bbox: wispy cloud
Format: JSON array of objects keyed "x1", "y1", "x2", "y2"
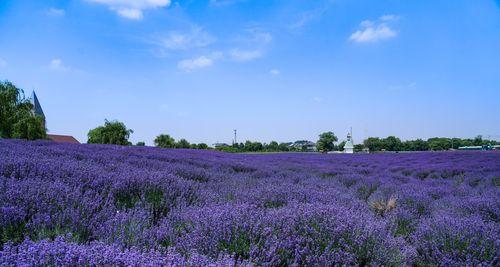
[
  {"x1": 248, "y1": 30, "x2": 272, "y2": 44},
  {"x1": 0, "y1": 58, "x2": 6, "y2": 68},
  {"x1": 290, "y1": 7, "x2": 327, "y2": 30},
  {"x1": 46, "y1": 8, "x2": 65, "y2": 17},
  {"x1": 269, "y1": 69, "x2": 280, "y2": 75},
  {"x1": 349, "y1": 15, "x2": 398, "y2": 43},
  {"x1": 48, "y1": 59, "x2": 71, "y2": 71},
  {"x1": 177, "y1": 52, "x2": 222, "y2": 72},
  {"x1": 228, "y1": 29, "x2": 271, "y2": 62},
  {"x1": 86, "y1": 0, "x2": 171, "y2": 20},
  {"x1": 157, "y1": 27, "x2": 215, "y2": 51},
  {"x1": 313, "y1": 97, "x2": 323, "y2": 102},
  {"x1": 209, "y1": 0, "x2": 246, "y2": 7},
  {"x1": 388, "y1": 82, "x2": 417, "y2": 91},
  {"x1": 229, "y1": 49, "x2": 262, "y2": 62}
]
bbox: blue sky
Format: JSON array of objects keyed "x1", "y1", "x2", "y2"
[{"x1": 1, "y1": 0, "x2": 499, "y2": 145}]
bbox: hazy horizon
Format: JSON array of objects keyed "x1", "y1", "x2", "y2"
[{"x1": 1, "y1": 0, "x2": 499, "y2": 145}]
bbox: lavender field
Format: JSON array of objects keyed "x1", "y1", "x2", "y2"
[{"x1": 0, "y1": 140, "x2": 499, "y2": 266}]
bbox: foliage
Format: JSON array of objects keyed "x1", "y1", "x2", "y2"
[
  {"x1": 316, "y1": 131, "x2": 338, "y2": 152},
  {"x1": 175, "y1": 139, "x2": 190, "y2": 149},
  {"x1": 362, "y1": 135, "x2": 498, "y2": 152},
  {"x1": 136, "y1": 141, "x2": 146, "y2": 146},
  {"x1": 154, "y1": 134, "x2": 176, "y2": 148},
  {"x1": 0, "y1": 81, "x2": 46, "y2": 140},
  {"x1": 87, "y1": 119, "x2": 133, "y2": 145}
]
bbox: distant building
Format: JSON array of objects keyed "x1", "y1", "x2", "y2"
[
  {"x1": 31, "y1": 91, "x2": 46, "y2": 129},
  {"x1": 47, "y1": 134, "x2": 81, "y2": 144},
  {"x1": 30, "y1": 91, "x2": 80, "y2": 144},
  {"x1": 458, "y1": 145, "x2": 493, "y2": 151},
  {"x1": 290, "y1": 140, "x2": 317, "y2": 152},
  {"x1": 344, "y1": 130, "x2": 354, "y2": 154},
  {"x1": 213, "y1": 143, "x2": 230, "y2": 148}
]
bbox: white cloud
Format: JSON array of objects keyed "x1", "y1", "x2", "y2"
[
  {"x1": 230, "y1": 49, "x2": 262, "y2": 62},
  {"x1": 388, "y1": 82, "x2": 417, "y2": 91},
  {"x1": 48, "y1": 59, "x2": 70, "y2": 71},
  {"x1": 209, "y1": 0, "x2": 245, "y2": 7},
  {"x1": 290, "y1": 7, "x2": 327, "y2": 29},
  {"x1": 349, "y1": 14, "x2": 398, "y2": 43},
  {"x1": 177, "y1": 52, "x2": 223, "y2": 71},
  {"x1": 251, "y1": 31, "x2": 272, "y2": 44},
  {"x1": 313, "y1": 97, "x2": 323, "y2": 102},
  {"x1": 86, "y1": 0, "x2": 171, "y2": 20},
  {"x1": 379, "y1": 14, "x2": 398, "y2": 22},
  {"x1": 158, "y1": 27, "x2": 215, "y2": 50},
  {"x1": 269, "y1": 69, "x2": 280, "y2": 75},
  {"x1": 0, "y1": 58, "x2": 6, "y2": 68},
  {"x1": 46, "y1": 8, "x2": 65, "y2": 16},
  {"x1": 178, "y1": 56, "x2": 213, "y2": 71},
  {"x1": 116, "y1": 8, "x2": 143, "y2": 19}
]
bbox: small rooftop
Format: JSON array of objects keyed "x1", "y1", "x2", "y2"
[{"x1": 47, "y1": 134, "x2": 80, "y2": 144}]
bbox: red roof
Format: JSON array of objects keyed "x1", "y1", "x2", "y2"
[{"x1": 47, "y1": 134, "x2": 80, "y2": 144}]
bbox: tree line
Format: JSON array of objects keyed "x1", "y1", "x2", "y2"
[
  {"x1": 363, "y1": 135, "x2": 499, "y2": 152},
  {"x1": 2, "y1": 81, "x2": 498, "y2": 152},
  {"x1": 86, "y1": 122, "x2": 500, "y2": 153},
  {"x1": 87, "y1": 120, "x2": 209, "y2": 149}
]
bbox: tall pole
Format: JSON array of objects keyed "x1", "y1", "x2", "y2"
[{"x1": 234, "y1": 129, "x2": 237, "y2": 145}]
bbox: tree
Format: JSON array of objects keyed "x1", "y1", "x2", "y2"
[
  {"x1": 383, "y1": 136, "x2": 402, "y2": 151},
  {"x1": 338, "y1": 140, "x2": 346, "y2": 151},
  {"x1": 267, "y1": 141, "x2": 279, "y2": 151},
  {"x1": 278, "y1": 142, "x2": 290, "y2": 152},
  {"x1": 473, "y1": 135, "x2": 483, "y2": 146},
  {"x1": 87, "y1": 120, "x2": 133, "y2": 145},
  {"x1": 414, "y1": 139, "x2": 428, "y2": 151},
  {"x1": 316, "y1": 132, "x2": 338, "y2": 152},
  {"x1": 0, "y1": 81, "x2": 46, "y2": 140},
  {"x1": 354, "y1": 144, "x2": 364, "y2": 152},
  {"x1": 154, "y1": 134, "x2": 175, "y2": 148},
  {"x1": 176, "y1": 138, "x2": 191, "y2": 149},
  {"x1": 136, "y1": 141, "x2": 145, "y2": 146},
  {"x1": 427, "y1": 137, "x2": 451, "y2": 151},
  {"x1": 364, "y1": 137, "x2": 382, "y2": 152},
  {"x1": 12, "y1": 112, "x2": 47, "y2": 140},
  {"x1": 197, "y1": 143, "x2": 208, "y2": 149}
]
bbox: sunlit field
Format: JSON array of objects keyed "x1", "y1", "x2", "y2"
[{"x1": 1, "y1": 140, "x2": 498, "y2": 266}]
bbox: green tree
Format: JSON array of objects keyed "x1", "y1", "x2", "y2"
[
  {"x1": 383, "y1": 136, "x2": 402, "y2": 151},
  {"x1": 87, "y1": 120, "x2": 133, "y2": 145},
  {"x1": 197, "y1": 143, "x2": 208, "y2": 149},
  {"x1": 12, "y1": 112, "x2": 47, "y2": 140},
  {"x1": 364, "y1": 137, "x2": 382, "y2": 152},
  {"x1": 267, "y1": 141, "x2": 279, "y2": 151},
  {"x1": 473, "y1": 135, "x2": 483, "y2": 146},
  {"x1": 0, "y1": 81, "x2": 46, "y2": 140},
  {"x1": 154, "y1": 134, "x2": 176, "y2": 148},
  {"x1": 316, "y1": 131, "x2": 338, "y2": 152},
  {"x1": 413, "y1": 139, "x2": 429, "y2": 151},
  {"x1": 338, "y1": 140, "x2": 346, "y2": 151},
  {"x1": 136, "y1": 141, "x2": 145, "y2": 146},
  {"x1": 176, "y1": 138, "x2": 191, "y2": 149},
  {"x1": 354, "y1": 144, "x2": 364, "y2": 152},
  {"x1": 278, "y1": 142, "x2": 290, "y2": 152},
  {"x1": 427, "y1": 137, "x2": 451, "y2": 151}
]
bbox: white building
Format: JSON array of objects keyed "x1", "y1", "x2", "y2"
[{"x1": 344, "y1": 130, "x2": 354, "y2": 154}]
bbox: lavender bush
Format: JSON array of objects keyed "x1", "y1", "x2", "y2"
[{"x1": 0, "y1": 139, "x2": 498, "y2": 266}]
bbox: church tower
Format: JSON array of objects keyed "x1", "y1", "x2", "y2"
[
  {"x1": 31, "y1": 91, "x2": 46, "y2": 129},
  {"x1": 344, "y1": 128, "x2": 354, "y2": 154}
]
